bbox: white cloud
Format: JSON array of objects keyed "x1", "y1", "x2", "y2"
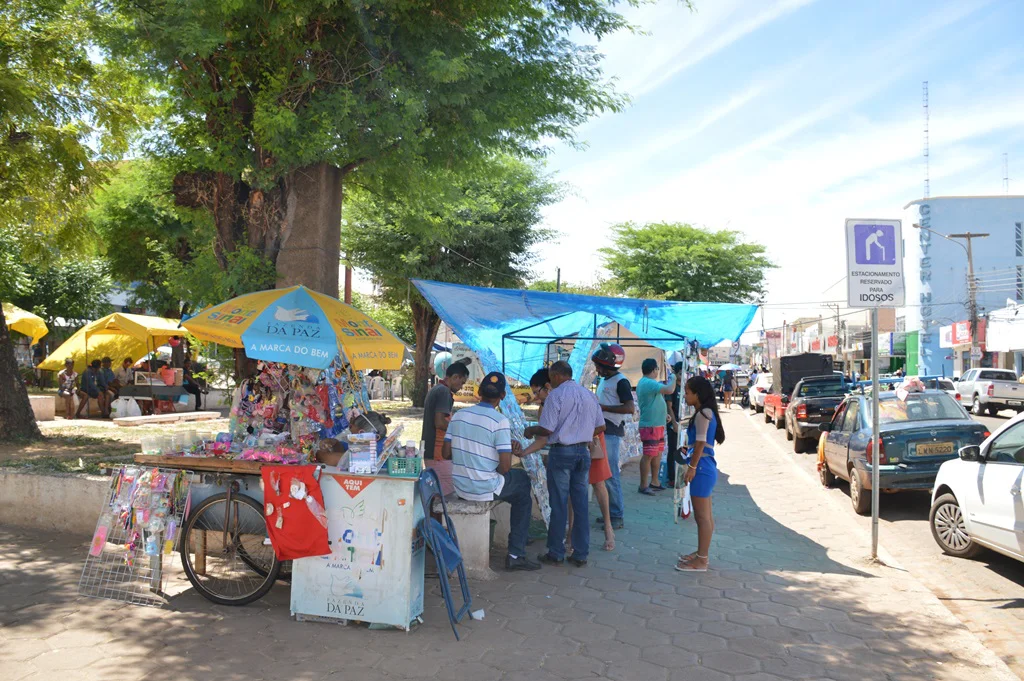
[
  {"x1": 537, "y1": 0, "x2": 1020, "y2": 333},
  {"x1": 598, "y1": 0, "x2": 820, "y2": 98}
]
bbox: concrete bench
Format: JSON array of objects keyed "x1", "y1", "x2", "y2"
[
  {"x1": 29, "y1": 395, "x2": 55, "y2": 421},
  {"x1": 432, "y1": 494, "x2": 511, "y2": 581}
]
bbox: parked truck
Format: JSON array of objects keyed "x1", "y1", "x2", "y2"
[
  {"x1": 956, "y1": 368, "x2": 1023, "y2": 416},
  {"x1": 763, "y1": 353, "x2": 835, "y2": 430}
]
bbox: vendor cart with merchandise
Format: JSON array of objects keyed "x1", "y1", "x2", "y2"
[{"x1": 82, "y1": 286, "x2": 424, "y2": 626}]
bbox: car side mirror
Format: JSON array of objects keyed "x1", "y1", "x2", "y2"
[
  {"x1": 958, "y1": 445, "x2": 981, "y2": 462},
  {"x1": 819, "y1": 423, "x2": 832, "y2": 433}
]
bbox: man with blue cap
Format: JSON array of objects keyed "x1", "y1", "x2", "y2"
[{"x1": 444, "y1": 371, "x2": 540, "y2": 571}]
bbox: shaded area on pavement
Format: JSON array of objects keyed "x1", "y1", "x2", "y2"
[{"x1": 2, "y1": 438, "x2": 1013, "y2": 681}]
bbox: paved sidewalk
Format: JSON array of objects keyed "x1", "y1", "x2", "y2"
[{"x1": 1, "y1": 410, "x2": 1016, "y2": 681}]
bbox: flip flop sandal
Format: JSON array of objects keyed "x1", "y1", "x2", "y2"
[
  {"x1": 675, "y1": 555, "x2": 709, "y2": 572},
  {"x1": 678, "y1": 552, "x2": 698, "y2": 563}
]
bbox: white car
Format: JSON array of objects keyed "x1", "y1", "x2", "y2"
[
  {"x1": 930, "y1": 413, "x2": 1024, "y2": 563},
  {"x1": 749, "y1": 374, "x2": 773, "y2": 413}
]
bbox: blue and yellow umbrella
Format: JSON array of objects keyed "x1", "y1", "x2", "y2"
[{"x1": 182, "y1": 286, "x2": 405, "y2": 370}]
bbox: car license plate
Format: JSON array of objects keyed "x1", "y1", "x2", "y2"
[
  {"x1": 916, "y1": 442, "x2": 954, "y2": 456},
  {"x1": 1008, "y1": 400, "x2": 1023, "y2": 406}
]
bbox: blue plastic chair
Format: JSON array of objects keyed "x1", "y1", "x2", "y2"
[{"x1": 417, "y1": 467, "x2": 472, "y2": 640}]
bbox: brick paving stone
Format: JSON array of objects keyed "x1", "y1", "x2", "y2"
[
  {"x1": 606, "y1": 659, "x2": 671, "y2": 681},
  {"x1": 0, "y1": 410, "x2": 1017, "y2": 681},
  {"x1": 672, "y1": 632, "x2": 729, "y2": 652},
  {"x1": 699, "y1": 620, "x2": 754, "y2": 640},
  {"x1": 759, "y1": 656, "x2": 826, "y2": 680},
  {"x1": 670, "y1": 667, "x2": 731, "y2": 681},
  {"x1": 699, "y1": 650, "x2": 761, "y2": 676},
  {"x1": 541, "y1": 653, "x2": 605, "y2": 677},
  {"x1": 641, "y1": 643, "x2": 700, "y2": 668}
]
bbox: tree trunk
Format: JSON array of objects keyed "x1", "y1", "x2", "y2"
[
  {"x1": 0, "y1": 305, "x2": 42, "y2": 441},
  {"x1": 276, "y1": 162, "x2": 343, "y2": 296},
  {"x1": 411, "y1": 300, "x2": 441, "y2": 407}
]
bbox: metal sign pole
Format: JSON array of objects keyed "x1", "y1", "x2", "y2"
[{"x1": 870, "y1": 307, "x2": 881, "y2": 559}]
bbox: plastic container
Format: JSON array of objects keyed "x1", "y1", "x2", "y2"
[
  {"x1": 387, "y1": 457, "x2": 422, "y2": 478},
  {"x1": 140, "y1": 436, "x2": 161, "y2": 456}
]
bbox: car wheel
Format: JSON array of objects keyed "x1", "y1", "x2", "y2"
[
  {"x1": 819, "y1": 460, "x2": 836, "y2": 488},
  {"x1": 764, "y1": 409, "x2": 771, "y2": 424},
  {"x1": 785, "y1": 420, "x2": 794, "y2": 441},
  {"x1": 755, "y1": 404, "x2": 763, "y2": 414},
  {"x1": 971, "y1": 397, "x2": 983, "y2": 416},
  {"x1": 775, "y1": 414, "x2": 784, "y2": 430},
  {"x1": 793, "y1": 436, "x2": 805, "y2": 454},
  {"x1": 929, "y1": 493, "x2": 982, "y2": 558},
  {"x1": 849, "y1": 468, "x2": 870, "y2": 515},
  {"x1": 987, "y1": 406, "x2": 999, "y2": 417}
]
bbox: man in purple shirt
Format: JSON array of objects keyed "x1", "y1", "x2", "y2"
[{"x1": 523, "y1": 361, "x2": 604, "y2": 567}]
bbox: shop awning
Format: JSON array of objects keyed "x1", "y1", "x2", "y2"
[
  {"x1": 3, "y1": 303, "x2": 48, "y2": 346},
  {"x1": 412, "y1": 280, "x2": 757, "y2": 383},
  {"x1": 39, "y1": 313, "x2": 183, "y2": 373}
]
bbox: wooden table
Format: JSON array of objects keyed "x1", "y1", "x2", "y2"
[{"x1": 133, "y1": 454, "x2": 264, "y2": 475}]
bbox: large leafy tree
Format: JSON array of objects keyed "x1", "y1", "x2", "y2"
[
  {"x1": 343, "y1": 156, "x2": 558, "y2": 405},
  {"x1": 86, "y1": 159, "x2": 277, "y2": 316},
  {"x1": 0, "y1": 0, "x2": 147, "y2": 440},
  {"x1": 601, "y1": 222, "x2": 775, "y2": 303},
  {"x1": 113, "y1": 0, "x2": 630, "y2": 296}
]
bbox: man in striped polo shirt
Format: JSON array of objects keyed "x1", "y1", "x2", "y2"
[{"x1": 443, "y1": 372, "x2": 541, "y2": 571}]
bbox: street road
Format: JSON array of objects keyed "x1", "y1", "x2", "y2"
[{"x1": 738, "y1": 404, "x2": 1024, "y2": 677}]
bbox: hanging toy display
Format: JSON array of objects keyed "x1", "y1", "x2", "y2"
[
  {"x1": 79, "y1": 465, "x2": 193, "y2": 606},
  {"x1": 146, "y1": 353, "x2": 398, "y2": 473}
]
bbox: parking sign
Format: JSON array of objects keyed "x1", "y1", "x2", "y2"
[{"x1": 846, "y1": 219, "x2": 904, "y2": 307}]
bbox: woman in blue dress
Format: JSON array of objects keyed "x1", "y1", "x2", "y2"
[{"x1": 676, "y1": 375, "x2": 725, "y2": 572}]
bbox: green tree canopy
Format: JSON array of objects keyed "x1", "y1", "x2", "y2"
[
  {"x1": 600, "y1": 222, "x2": 774, "y2": 303},
  {"x1": 111, "y1": 0, "x2": 631, "y2": 292},
  {"x1": 1, "y1": 0, "x2": 148, "y2": 238},
  {"x1": 342, "y1": 155, "x2": 558, "y2": 404},
  {"x1": 0, "y1": 0, "x2": 148, "y2": 440}
]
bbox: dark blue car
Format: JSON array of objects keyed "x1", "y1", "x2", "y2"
[{"x1": 818, "y1": 390, "x2": 989, "y2": 515}]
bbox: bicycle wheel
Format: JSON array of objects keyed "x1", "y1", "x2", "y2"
[
  {"x1": 237, "y1": 543, "x2": 291, "y2": 581},
  {"x1": 179, "y1": 492, "x2": 281, "y2": 606}
]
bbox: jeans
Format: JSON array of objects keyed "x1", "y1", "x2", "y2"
[
  {"x1": 546, "y1": 444, "x2": 591, "y2": 560},
  {"x1": 603, "y1": 434, "x2": 625, "y2": 521},
  {"x1": 495, "y1": 468, "x2": 533, "y2": 558}
]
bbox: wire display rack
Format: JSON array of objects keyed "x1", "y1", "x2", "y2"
[{"x1": 79, "y1": 465, "x2": 192, "y2": 607}]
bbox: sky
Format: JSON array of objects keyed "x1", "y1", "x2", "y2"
[{"x1": 532, "y1": 0, "x2": 1024, "y2": 336}]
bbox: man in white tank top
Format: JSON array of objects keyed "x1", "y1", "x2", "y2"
[{"x1": 592, "y1": 343, "x2": 632, "y2": 529}]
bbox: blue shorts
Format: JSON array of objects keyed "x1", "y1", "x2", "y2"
[{"x1": 687, "y1": 456, "x2": 718, "y2": 498}]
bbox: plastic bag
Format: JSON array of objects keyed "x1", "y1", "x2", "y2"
[
  {"x1": 111, "y1": 397, "x2": 142, "y2": 418},
  {"x1": 679, "y1": 482, "x2": 692, "y2": 520}
]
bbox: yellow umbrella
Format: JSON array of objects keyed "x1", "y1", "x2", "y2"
[
  {"x1": 3, "y1": 303, "x2": 48, "y2": 346},
  {"x1": 39, "y1": 312, "x2": 183, "y2": 374},
  {"x1": 182, "y1": 285, "x2": 404, "y2": 370}
]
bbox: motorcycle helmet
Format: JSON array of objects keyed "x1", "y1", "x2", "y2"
[{"x1": 592, "y1": 342, "x2": 626, "y2": 369}]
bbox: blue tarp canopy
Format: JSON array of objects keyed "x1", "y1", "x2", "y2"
[{"x1": 413, "y1": 280, "x2": 757, "y2": 383}]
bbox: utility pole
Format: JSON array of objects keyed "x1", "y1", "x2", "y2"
[
  {"x1": 556, "y1": 267, "x2": 561, "y2": 293},
  {"x1": 914, "y1": 225, "x2": 989, "y2": 370},
  {"x1": 949, "y1": 233, "x2": 989, "y2": 368}
]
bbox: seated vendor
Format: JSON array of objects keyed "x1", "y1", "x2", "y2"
[
  {"x1": 443, "y1": 372, "x2": 540, "y2": 572},
  {"x1": 315, "y1": 438, "x2": 347, "y2": 470},
  {"x1": 351, "y1": 411, "x2": 391, "y2": 455}
]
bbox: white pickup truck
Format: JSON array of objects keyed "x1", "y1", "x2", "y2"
[{"x1": 957, "y1": 368, "x2": 1024, "y2": 416}]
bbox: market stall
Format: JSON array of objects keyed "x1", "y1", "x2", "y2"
[
  {"x1": 412, "y1": 280, "x2": 757, "y2": 521},
  {"x1": 81, "y1": 287, "x2": 425, "y2": 627},
  {"x1": 39, "y1": 312, "x2": 182, "y2": 375}
]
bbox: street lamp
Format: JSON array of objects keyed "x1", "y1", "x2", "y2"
[{"x1": 913, "y1": 224, "x2": 989, "y2": 369}]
